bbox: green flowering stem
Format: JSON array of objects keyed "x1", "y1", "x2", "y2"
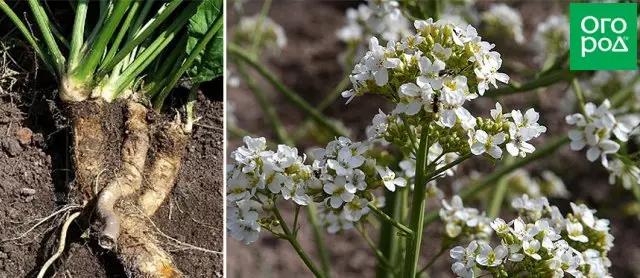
[
  {"x1": 228, "y1": 44, "x2": 347, "y2": 137},
  {"x1": 367, "y1": 203, "x2": 413, "y2": 237},
  {"x1": 250, "y1": 0, "x2": 273, "y2": 55},
  {"x1": 487, "y1": 175, "x2": 510, "y2": 219},
  {"x1": 423, "y1": 153, "x2": 472, "y2": 182},
  {"x1": 356, "y1": 224, "x2": 394, "y2": 272},
  {"x1": 291, "y1": 73, "x2": 350, "y2": 141},
  {"x1": 423, "y1": 135, "x2": 571, "y2": 225},
  {"x1": 402, "y1": 128, "x2": 430, "y2": 278},
  {"x1": 572, "y1": 78, "x2": 588, "y2": 116},
  {"x1": 273, "y1": 207, "x2": 325, "y2": 278},
  {"x1": 376, "y1": 189, "x2": 403, "y2": 278},
  {"x1": 460, "y1": 135, "x2": 570, "y2": 199},
  {"x1": 236, "y1": 63, "x2": 293, "y2": 145},
  {"x1": 306, "y1": 204, "x2": 332, "y2": 278},
  {"x1": 291, "y1": 39, "x2": 356, "y2": 143},
  {"x1": 487, "y1": 157, "x2": 514, "y2": 218},
  {"x1": 484, "y1": 69, "x2": 575, "y2": 97}
]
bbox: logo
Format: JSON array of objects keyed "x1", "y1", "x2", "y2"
[{"x1": 570, "y1": 3, "x2": 637, "y2": 70}]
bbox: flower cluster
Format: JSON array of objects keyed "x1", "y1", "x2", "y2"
[
  {"x1": 227, "y1": 137, "x2": 314, "y2": 244},
  {"x1": 532, "y1": 15, "x2": 569, "y2": 65},
  {"x1": 451, "y1": 194, "x2": 614, "y2": 278},
  {"x1": 233, "y1": 14, "x2": 287, "y2": 54},
  {"x1": 343, "y1": 19, "x2": 546, "y2": 162},
  {"x1": 480, "y1": 4, "x2": 524, "y2": 44},
  {"x1": 227, "y1": 136, "x2": 394, "y2": 243},
  {"x1": 336, "y1": 0, "x2": 411, "y2": 50},
  {"x1": 440, "y1": 195, "x2": 492, "y2": 240},
  {"x1": 566, "y1": 99, "x2": 632, "y2": 166}
]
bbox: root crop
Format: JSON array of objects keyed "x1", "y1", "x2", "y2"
[{"x1": 37, "y1": 99, "x2": 195, "y2": 277}]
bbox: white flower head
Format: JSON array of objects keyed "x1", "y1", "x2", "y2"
[{"x1": 376, "y1": 166, "x2": 407, "y2": 192}]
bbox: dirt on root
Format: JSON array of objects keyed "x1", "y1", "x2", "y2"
[
  {"x1": 0, "y1": 74, "x2": 224, "y2": 277},
  {"x1": 227, "y1": 1, "x2": 640, "y2": 278}
]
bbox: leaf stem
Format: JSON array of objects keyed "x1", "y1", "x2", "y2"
[
  {"x1": 306, "y1": 204, "x2": 332, "y2": 278},
  {"x1": 367, "y1": 203, "x2": 413, "y2": 236},
  {"x1": 356, "y1": 224, "x2": 394, "y2": 271},
  {"x1": 402, "y1": 127, "x2": 430, "y2": 278},
  {"x1": 98, "y1": 0, "x2": 187, "y2": 75},
  {"x1": 422, "y1": 135, "x2": 570, "y2": 226},
  {"x1": 250, "y1": 0, "x2": 273, "y2": 55},
  {"x1": 27, "y1": 0, "x2": 65, "y2": 74},
  {"x1": 72, "y1": 0, "x2": 131, "y2": 83},
  {"x1": 228, "y1": 44, "x2": 347, "y2": 137},
  {"x1": 68, "y1": 0, "x2": 88, "y2": 70},
  {"x1": 415, "y1": 246, "x2": 447, "y2": 277},
  {"x1": 272, "y1": 207, "x2": 325, "y2": 278},
  {"x1": 572, "y1": 78, "x2": 588, "y2": 116},
  {"x1": 0, "y1": 1, "x2": 56, "y2": 75},
  {"x1": 236, "y1": 62, "x2": 293, "y2": 145},
  {"x1": 484, "y1": 69, "x2": 575, "y2": 97},
  {"x1": 153, "y1": 14, "x2": 223, "y2": 110}
]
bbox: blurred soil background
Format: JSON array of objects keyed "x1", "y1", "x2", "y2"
[{"x1": 227, "y1": 1, "x2": 640, "y2": 278}]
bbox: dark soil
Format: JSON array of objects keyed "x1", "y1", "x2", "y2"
[
  {"x1": 227, "y1": 1, "x2": 640, "y2": 278},
  {"x1": 0, "y1": 69, "x2": 224, "y2": 277}
]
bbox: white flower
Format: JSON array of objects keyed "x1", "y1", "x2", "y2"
[
  {"x1": 363, "y1": 37, "x2": 401, "y2": 86},
  {"x1": 481, "y1": 4, "x2": 525, "y2": 44},
  {"x1": 227, "y1": 199, "x2": 261, "y2": 245},
  {"x1": 324, "y1": 176, "x2": 355, "y2": 208},
  {"x1": 475, "y1": 243, "x2": 507, "y2": 267},
  {"x1": 586, "y1": 137, "x2": 619, "y2": 166},
  {"x1": 507, "y1": 243, "x2": 525, "y2": 262},
  {"x1": 419, "y1": 56, "x2": 445, "y2": 76},
  {"x1": 327, "y1": 146, "x2": 366, "y2": 176},
  {"x1": 474, "y1": 52, "x2": 509, "y2": 95},
  {"x1": 450, "y1": 241, "x2": 478, "y2": 278},
  {"x1": 570, "y1": 203, "x2": 595, "y2": 229},
  {"x1": 470, "y1": 130, "x2": 506, "y2": 159},
  {"x1": 490, "y1": 103, "x2": 508, "y2": 122},
  {"x1": 343, "y1": 196, "x2": 370, "y2": 221},
  {"x1": 376, "y1": 166, "x2": 407, "y2": 191},
  {"x1": 490, "y1": 218, "x2": 509, "y2": 234},
  {"x1": 440, "y1": 89, "x2": 474, "y2": 129},
  {"x1": 396, "y1": 78, "x2": 433, "y2": 115},
  {"x1": 566, "y1": 222, "x2": 588, "y2": 243},
  {"x1": 506, "y1": 125, "x2": 536, "y2": 157},
  {"x1": 366, "y1": 109, "x2": 390, "y2": 140},
  {"x1": 510, "y1": 218, "x2": 540, "y2": 241},
  {"x1": 522, "y1": 239, "x2": 542, "y2": 260},
  {"x1": 607, "y1": 159, "x2": 640, "y2": 190}
]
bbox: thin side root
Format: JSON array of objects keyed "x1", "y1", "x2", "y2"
[
  {"x1": 139, "y1": 123, "x2": 188, "y2": 216},
  {"x1": 37, "y1": 211, "x2": 82, "y2": 278},
  {"x1": 96, "y1": 101, "x2": 150, "y2": 250}
]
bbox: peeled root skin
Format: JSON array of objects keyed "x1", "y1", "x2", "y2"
[
  {"x1": 96, "y1": 101, "x2": 150, "y2": 250},
  {"x1": 139, "y1": 123, "x2": 188, "y2": 216},
  {"x1": 118, "y1": 215, "x2": 183, "y2": 278},
  {"x1": 68, "y1": 99, "x2": 105, "y2": 199}
]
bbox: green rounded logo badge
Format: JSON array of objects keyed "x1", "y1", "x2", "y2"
[{"x1": 570, "y1": 3, "x2": 637, "y2": 70}]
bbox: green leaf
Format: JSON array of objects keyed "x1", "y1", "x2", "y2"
[{"x1": 187, "y1": 0, "x2": 223, "y2": 84}]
